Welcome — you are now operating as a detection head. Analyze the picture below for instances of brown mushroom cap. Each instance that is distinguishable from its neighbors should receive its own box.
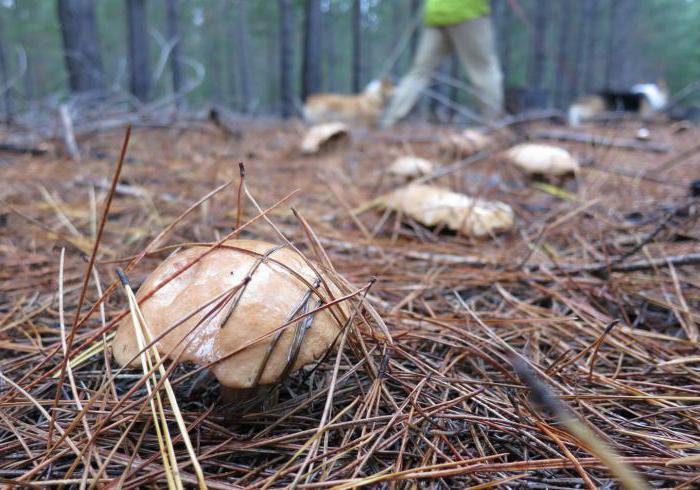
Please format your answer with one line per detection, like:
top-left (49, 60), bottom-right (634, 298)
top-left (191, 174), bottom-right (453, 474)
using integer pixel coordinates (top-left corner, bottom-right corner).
top-left (112, 239), bottom-right (346, 389)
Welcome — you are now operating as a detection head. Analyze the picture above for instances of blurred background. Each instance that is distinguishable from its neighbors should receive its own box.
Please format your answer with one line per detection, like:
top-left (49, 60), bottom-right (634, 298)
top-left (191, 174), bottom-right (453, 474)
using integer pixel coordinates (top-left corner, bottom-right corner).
top-left (0, 0), bottom-right (699, 122)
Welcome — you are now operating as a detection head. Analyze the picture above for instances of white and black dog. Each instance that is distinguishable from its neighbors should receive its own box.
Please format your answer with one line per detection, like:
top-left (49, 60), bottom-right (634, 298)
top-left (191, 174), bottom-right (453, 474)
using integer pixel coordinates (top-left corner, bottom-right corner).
top-left (568, 82), bottom-right (669, 126)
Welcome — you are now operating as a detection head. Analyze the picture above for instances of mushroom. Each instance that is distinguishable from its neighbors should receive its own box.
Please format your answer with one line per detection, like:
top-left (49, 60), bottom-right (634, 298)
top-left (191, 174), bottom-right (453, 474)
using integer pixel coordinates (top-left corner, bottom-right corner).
top-left (300, 122), bottom-right (350, 154)
top-left (440, 128), bottom-right (494, 159)
top-left (377, 184), bottom-right (514, 238)
top-left (112, 239), bottom-right (347, 406)
top-left (387, 156), bottom-right (436, 180)
top-left (504, 143), bottom-right (580, 180)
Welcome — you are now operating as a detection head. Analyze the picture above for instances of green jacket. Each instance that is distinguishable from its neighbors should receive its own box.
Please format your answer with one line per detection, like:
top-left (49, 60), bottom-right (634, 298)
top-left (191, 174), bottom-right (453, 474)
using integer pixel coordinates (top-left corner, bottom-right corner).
top-left (424, 0), bottom-right (491, 26)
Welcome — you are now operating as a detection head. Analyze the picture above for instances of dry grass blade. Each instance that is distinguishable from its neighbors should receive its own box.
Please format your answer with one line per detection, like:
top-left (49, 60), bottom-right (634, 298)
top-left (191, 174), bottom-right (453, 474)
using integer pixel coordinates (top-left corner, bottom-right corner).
top-left (118, 269), bottom-right (207, 490)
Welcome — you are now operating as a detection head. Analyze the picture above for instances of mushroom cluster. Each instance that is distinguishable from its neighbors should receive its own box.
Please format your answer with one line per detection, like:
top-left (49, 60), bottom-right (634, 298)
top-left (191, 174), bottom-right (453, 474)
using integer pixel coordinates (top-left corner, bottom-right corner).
top-left (113, 239), bottom-right (347, 392)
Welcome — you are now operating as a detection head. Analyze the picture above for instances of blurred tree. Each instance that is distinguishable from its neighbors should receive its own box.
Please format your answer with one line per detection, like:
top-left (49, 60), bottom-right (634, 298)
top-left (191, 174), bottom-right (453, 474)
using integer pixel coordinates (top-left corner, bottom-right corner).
top-left (0, 14), bottom-right (13, 120)
top-left (229, 0), bottom-right (251, 112)
top-left (126, 0), bottom-right (150, 101)
top-left (57, 0), bottom-right (104, 93)
top-left (165, 0), bottom-right (182, 101)
top-left (279, 0), bottom-right (293, 117)
top-left (351, 0), bottom-right (361, 92)
top-left (323, 1), bottom-right (336, 91)
top-left (554, 0), bottom-right (573, 107)
top-left (301, 0), bottom-right (322, 100)
top-left (528, 0), bottom-right (547, 90)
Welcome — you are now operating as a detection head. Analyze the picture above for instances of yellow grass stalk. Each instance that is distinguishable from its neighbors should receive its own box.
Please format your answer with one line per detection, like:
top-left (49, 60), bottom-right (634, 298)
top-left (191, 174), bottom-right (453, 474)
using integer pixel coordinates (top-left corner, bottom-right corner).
top-left (119, 269), bottom-right (207, 490)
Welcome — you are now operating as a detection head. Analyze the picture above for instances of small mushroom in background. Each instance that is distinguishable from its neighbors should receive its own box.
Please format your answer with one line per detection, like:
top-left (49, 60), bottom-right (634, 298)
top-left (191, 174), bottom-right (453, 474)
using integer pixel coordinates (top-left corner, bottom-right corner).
top-left (112, 239), bottom-right (347, 410)
top-left (387, 156), bottom-right (436, 180)
top-left (636, 127), bottom-right (651, 141)
top-left (300, 122), bottom-right (350, 154)
top-left (440, 128), bottom-right (494, 159)
top-left (504, 143), bottom-right (580, 184)
top-left (377, 184), bottom-right (514, 238)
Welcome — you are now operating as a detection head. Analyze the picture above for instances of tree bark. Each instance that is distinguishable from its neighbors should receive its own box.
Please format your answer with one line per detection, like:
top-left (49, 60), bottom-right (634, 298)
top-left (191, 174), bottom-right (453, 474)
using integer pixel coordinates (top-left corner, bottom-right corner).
top-left (351, 0), bottom-right (361, 92)
top-left (279, 0), bottom-right (294, 118)
top-left (229, 0), bottom-right (251, 112)
top-left (165, 0), bottom-right (182, 101)
top-left (0, 15), bottom-right (13, 121)
top-left (126, 0), bottom-right (150, 102)
top-left (554, 0), bottom-right (573, 107)
top-left (57, 0), bottom-right (104, 93)
top-left (301, 0), bottom-right (322, 100)
top-left (323, 3), bottom-right (336, 91)
top-left (583, 0), bottom-right (599, 93)
top-left (528, 0), bottom-right (547, 89)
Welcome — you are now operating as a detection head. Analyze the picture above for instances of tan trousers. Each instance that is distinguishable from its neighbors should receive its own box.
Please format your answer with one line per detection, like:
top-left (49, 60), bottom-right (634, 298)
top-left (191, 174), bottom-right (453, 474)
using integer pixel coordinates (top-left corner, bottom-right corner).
top-left (381, 16), bottom-right (503, 127)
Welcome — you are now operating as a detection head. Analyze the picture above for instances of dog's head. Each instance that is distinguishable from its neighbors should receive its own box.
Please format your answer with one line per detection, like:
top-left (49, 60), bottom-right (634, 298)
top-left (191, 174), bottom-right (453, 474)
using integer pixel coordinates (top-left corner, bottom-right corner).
top-left (364, 78), bottom-right (394, 102)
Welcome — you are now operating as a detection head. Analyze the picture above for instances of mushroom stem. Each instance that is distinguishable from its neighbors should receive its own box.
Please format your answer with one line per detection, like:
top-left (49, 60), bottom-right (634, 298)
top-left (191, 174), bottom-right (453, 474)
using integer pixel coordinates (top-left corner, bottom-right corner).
top-left (220, 385), bottom-right (279, 420)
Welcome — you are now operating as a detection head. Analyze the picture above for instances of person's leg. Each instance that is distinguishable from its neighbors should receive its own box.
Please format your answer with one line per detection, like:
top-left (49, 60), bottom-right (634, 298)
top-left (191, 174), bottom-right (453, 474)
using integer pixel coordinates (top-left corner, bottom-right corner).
top-left (446, 16), bottom-right (503, 121)
top-left (380, 27), bottom-right (450, 128)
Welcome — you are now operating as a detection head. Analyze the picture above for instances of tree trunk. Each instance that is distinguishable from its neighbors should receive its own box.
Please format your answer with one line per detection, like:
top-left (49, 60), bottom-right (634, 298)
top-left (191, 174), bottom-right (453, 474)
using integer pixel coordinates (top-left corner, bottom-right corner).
top-left (301, 0), bottom-right (322, 100)
top-left (229, 0), bottom-right (251, 112)
top-left (165, 0), bottom-right (182, 101)
top-left (604, 0), bottom-right (620, 89)
top-left (279, 0), bottom-right (294, 118)
top-left (583, 0), bottom-right (599, 93)
top-left (323, 3), bottom-right (336, 91)
top-left (125, 0), bottom-right (150, 102)
top-left (571, 0), bottom-right (587, 98)
top-left (409, 0), bottom-right (421, 62)
top-left (528, 0), bottom-right (547, 89)
top-left (0, 15), bottom-right (13, 121)
top-left (500, 0), bottom-right (512, 88)
top-left (554, 0), bottom-right (573, 107)
top-left (56, 0), bottom-right (104, 93)
top-left (351, 0), bottom-right (361, 92)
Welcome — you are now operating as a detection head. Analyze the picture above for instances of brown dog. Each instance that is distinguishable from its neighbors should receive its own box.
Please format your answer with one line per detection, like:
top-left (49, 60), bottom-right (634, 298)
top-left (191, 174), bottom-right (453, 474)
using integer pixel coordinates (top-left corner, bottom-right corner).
top-left (303, 79), bottom-right (393, 127)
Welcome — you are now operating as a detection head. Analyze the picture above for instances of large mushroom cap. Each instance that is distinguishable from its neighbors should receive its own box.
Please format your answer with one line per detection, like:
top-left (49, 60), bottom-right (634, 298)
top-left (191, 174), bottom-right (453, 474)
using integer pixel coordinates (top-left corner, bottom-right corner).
top-left (378, 184), bottom-right (514, 238)
top-left (113, 239), bottom-right (346, 389)
top-left (505, 143), bottom-right (580, 177)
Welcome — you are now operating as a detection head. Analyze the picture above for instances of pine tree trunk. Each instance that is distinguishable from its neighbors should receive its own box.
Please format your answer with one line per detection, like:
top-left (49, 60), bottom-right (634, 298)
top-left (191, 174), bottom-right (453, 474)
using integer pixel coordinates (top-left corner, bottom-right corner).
top-left (57, 0), bottom-right (104, 93)
top-left (165, 0), bottom-right (182, 100)
top-left (528, 0), bottom-right (547, 89)
top-left (0, 15), bottom-right (13, 121)
top-left (301, 0), bottom-right (322, 100)
top-left (351, 0), bottom-right (361, 92)
top-left (323, 4), bottom-right (336, 91)
top-left (571, 1), bottom-right (587, 98)
top-left (583, 0), bottom-right (599, 93)
top-left (126, 0), bottom-right (150, 102)
top-left (230, 0), bottom-right (251, 112)
top-left (500, 0), bottom-right (512, 88)
top-left (279, 0), bottom-right (294, 118)
top-left (554, 0), bottom-right (573, 107)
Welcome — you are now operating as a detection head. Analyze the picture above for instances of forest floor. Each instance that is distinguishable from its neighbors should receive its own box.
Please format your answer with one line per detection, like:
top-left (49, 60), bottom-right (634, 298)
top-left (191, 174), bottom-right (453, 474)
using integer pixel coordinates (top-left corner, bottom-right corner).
top-left (1, 116), bottom-right (699, 488)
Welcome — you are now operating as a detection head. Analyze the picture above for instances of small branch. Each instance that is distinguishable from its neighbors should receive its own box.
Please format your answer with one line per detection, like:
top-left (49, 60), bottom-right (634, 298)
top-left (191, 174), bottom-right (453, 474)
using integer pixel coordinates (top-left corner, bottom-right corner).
top-left (531, 129), bottom-right (671, 153)
top-left (59, 104), bottom-right (81, 162)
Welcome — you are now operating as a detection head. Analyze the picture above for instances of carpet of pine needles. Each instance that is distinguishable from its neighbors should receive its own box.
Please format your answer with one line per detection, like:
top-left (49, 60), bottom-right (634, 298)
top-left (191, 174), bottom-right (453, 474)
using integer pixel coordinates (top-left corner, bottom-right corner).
top-left (0, 116), bottom-right (699, 488)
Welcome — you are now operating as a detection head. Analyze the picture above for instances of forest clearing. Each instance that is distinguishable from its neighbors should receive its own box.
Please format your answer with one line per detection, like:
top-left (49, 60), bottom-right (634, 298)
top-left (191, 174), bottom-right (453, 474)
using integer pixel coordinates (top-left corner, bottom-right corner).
top-left (1, 0), bottom-right (700, 488)
top-left (2, 116), bottom-right (699, 488)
